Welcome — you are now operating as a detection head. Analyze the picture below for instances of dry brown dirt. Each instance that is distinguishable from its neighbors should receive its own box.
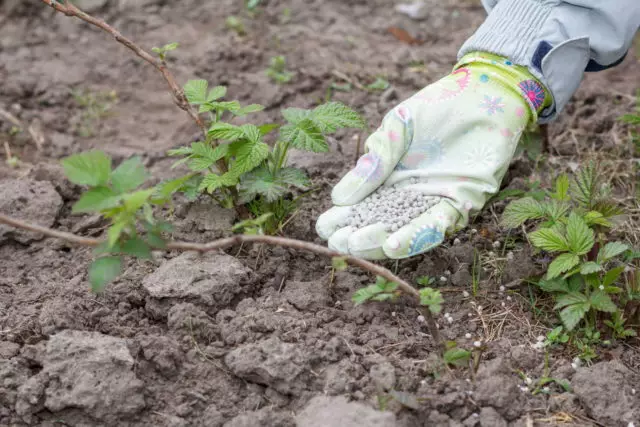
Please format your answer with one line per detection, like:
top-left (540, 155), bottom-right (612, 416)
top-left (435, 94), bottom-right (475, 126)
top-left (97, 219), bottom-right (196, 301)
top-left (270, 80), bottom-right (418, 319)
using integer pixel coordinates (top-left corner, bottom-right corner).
top-left (0, 1), bottom-right (639, 426)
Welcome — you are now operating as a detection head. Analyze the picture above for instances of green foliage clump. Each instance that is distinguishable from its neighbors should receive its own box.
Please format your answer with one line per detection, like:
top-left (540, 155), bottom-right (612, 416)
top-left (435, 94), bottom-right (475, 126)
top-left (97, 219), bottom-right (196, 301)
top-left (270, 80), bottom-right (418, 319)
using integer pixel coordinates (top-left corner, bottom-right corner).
top-left (352, 276), bottom-right (444, 315)
top-left (166, 79), bottom-right (364, 233)
top-left (61, 151), bottom-right (172, 292)
top-left (502, 163), bottom-right (634, 334)
top-left (266, 56), bottom-right (294, 84)
top-left (151, 42), bottom-right (178, 61)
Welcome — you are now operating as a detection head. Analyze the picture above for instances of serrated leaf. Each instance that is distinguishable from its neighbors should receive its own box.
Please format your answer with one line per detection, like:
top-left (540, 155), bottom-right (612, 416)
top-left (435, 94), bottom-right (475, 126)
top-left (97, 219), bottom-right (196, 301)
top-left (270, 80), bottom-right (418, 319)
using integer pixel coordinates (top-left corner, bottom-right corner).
top-left (282, 107), bottom-right (310, 124)
top-left (207, 86), bottom-right (227, 102)
top-left (258, 124), bottom-right (279, 135)
top-left (552, 174), bottom-right (570, 201)
top-left (188, 156), bottom-right (215, 171)
top-left (72, 187), bottom-right (121, 213)
top-left (200, 100), bottom-right (241, 114)
top-left (89, 256), bottom-right (122, 292)
top-left (278, 167), bottom-right (310, 189)
top-left (352, 285), bottom-right (378, 306)
top-left (120, 237), bottom-right (152, 259)
top-left (418, 288), bottom-right (443, 314)
top-left (570, 162), bottom-right (599, 209)
top-left (559, 303), bottom-right (589, 331)
top-left (529, 228), bottom-right (570, 252)
top-left (233, 140), bottom-right (269, 174)
top-left (599, 242), bottom-right (629, 262)
top-left (566, 212), bottom-right (594, 255)
top-left (234, 104), bottom-right (265, 116)
top-left (61, 151), bottom-right (112, 187)
top-left (583, 211), bottom-right (612, 228)
top-left (372, 293), bottom-right (395, 302)
top-left (123, 189), bottom-right (154, 213)
top-left (208, 122), bottom-right (245, 141)
top-left (199, 172), bottom-right (237, 193)
top-left (167, 146), bottom-right (193, 156)
top-left (111, 156), bottom-right (148, 194)
top-left (589, 290), bottom-right (617, 313)
top-left (239, 167), bottom-right (286, 202)
top-left (580, 262), bottom-right (603, 275)
top-left (310, 102), bottom-right (366, 132)
top-left (501, 197), bottom-right (546, 228)
top-left (443, 348), bottom-right (471, 368)
top-left (544, 200), bottom-right (570, 222)
top-left (603, 265), bottom-right (625, 287)
top-left (184, 79), bottom-right (208, 105)
top-left (547, 253), bottom-right (580, 279)
top-left (537, 277), bottom-right (570, 293)
top-left (554, 292), bottom-right (589, 310)
top-left (153, 174), bottom-right (195, 201)
top-left (281, 119), bottom-right (327, 152)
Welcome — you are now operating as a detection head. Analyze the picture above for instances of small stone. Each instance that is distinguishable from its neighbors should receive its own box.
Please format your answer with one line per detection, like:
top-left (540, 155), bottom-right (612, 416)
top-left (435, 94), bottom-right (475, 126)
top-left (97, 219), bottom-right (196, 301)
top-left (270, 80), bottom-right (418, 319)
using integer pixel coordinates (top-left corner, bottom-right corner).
top-left (465, 333), bottom-right (472, 339)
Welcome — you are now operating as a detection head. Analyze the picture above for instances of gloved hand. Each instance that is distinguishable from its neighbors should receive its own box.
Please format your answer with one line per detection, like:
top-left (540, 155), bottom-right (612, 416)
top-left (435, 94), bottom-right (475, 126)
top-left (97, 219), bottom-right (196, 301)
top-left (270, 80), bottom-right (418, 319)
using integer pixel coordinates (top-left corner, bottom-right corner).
top-left (316, 52), bottom-right (550, 260)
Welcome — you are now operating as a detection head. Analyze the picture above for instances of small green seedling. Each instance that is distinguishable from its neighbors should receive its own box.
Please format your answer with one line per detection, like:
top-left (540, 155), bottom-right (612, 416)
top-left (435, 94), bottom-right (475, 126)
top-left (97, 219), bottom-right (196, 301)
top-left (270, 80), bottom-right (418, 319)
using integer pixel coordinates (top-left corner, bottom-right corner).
top-left (604, 310), bottom-right (637, 339)
top-left (61, 151), bottom-right (173, 291)
top-left (266, 56), bottom-right (294, 84)
top-left (503, 163), bottom-right (629, 333)
top-left (366, 77), bottom-right (390, 92)
top-left (443, 346), bottom-right (471, 368)
top-left (151, 42), bottom-right (178, 61)
top-left (416, 275), bottom-right (435, 287)
top-left (225, 16), bottom-right (245, 36)
top-left (166, 78), bottom-right (364, 234)
top-left (544, 326), bottom-right (569, 347)
top-left (353, 276), bottom-right (401, 304)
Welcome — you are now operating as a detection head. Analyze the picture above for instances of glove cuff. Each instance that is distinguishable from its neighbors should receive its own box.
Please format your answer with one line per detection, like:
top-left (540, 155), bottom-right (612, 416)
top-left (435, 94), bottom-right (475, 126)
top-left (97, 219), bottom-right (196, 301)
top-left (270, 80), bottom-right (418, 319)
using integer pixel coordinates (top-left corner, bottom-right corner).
top-left (455, 51), bottom-right (552, 124)
top-left (456, 0), bottom-right (590, 123)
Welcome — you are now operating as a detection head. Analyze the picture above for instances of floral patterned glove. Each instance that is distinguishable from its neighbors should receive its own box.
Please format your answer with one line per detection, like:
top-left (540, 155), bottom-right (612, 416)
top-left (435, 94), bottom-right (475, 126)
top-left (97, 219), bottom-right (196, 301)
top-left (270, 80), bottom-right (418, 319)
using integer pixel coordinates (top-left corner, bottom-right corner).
top-left (316, 52), bottom-right (551, 259)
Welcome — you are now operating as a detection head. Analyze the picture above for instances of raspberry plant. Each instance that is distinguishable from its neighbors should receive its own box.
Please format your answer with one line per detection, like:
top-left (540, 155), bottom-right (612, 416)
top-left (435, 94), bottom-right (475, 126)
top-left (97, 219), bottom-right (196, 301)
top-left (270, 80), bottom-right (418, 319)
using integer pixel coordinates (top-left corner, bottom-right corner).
top-left (165, 79), bottom-right (364, 233)
top-left (502, 164), bottom-right (634, 333)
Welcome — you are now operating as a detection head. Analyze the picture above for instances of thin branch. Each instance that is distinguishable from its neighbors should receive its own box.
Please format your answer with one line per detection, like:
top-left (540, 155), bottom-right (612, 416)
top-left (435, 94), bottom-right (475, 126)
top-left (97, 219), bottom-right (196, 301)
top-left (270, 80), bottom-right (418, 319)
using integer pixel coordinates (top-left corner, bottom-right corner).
top-left (40, 0), bottom-right (224, 170)
top-left (0, 212), bottom-right (441, 346)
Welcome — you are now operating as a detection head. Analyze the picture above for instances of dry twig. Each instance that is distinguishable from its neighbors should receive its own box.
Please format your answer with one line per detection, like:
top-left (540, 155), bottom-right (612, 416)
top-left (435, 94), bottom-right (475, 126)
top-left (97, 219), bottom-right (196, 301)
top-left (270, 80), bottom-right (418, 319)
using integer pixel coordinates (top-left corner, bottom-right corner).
top-left (0, 212), bottom-right (442, 347)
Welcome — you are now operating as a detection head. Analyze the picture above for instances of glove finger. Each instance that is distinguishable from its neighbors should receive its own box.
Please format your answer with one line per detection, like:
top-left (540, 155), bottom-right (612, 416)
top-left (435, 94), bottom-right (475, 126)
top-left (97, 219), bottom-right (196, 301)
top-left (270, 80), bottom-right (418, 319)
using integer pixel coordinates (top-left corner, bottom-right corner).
top-left (346, 223), bottom-right (389, 260)
top-left (331, 105), bottom-right (414, 206)
top-left (327, 226), bottom-right (356, 255)
top-left (383, 200), bottom-right (460, 259)
top-left (316, 206), bottom-right (354, 240)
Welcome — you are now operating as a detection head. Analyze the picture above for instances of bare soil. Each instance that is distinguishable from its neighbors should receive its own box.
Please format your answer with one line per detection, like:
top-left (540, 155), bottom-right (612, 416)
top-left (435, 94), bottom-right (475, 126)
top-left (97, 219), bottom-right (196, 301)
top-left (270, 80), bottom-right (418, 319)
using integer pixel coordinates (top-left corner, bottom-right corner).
top-left (1, 1), bottom-right (639, 426)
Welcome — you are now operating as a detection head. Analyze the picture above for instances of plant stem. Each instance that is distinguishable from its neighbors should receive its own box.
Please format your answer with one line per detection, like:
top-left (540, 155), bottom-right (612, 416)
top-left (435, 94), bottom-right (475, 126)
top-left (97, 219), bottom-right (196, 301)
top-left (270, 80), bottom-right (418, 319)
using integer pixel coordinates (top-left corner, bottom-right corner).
top-left (0, 212), bottom-right (442, 348)
top-left (40, 0), bottom-right (251, 217)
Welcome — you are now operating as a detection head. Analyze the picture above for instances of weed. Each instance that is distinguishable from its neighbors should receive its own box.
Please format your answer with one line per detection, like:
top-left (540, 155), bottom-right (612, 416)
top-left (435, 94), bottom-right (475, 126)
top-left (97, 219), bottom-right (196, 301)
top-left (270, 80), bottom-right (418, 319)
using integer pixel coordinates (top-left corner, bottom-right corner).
top-left (352, 275), bottom-right (443, 316)
top-left (72, 89), bottom-right (118, 137)
top-left (416, 275), bottom-right (436, 287)
top-left (164, 80), bottom-right (364, 233)
top-left (225, 16), bottom-right (246, 36)
top-left (266, 56), bottom-right (294, 84)
top-left (544, 325), bottom-right (569, 347)
top-left (366, 77), bottom-right (390, 92)
top-left (502, 163), bottom-right (630, 333)
top-left (151, 42), bottom-right (178, 62)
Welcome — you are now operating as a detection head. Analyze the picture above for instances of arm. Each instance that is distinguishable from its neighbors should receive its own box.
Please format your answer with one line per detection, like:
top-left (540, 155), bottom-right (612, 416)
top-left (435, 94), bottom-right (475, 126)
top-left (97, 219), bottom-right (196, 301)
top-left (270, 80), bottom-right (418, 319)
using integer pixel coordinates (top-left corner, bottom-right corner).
top-left (461, 0), bottom-right (640, 122)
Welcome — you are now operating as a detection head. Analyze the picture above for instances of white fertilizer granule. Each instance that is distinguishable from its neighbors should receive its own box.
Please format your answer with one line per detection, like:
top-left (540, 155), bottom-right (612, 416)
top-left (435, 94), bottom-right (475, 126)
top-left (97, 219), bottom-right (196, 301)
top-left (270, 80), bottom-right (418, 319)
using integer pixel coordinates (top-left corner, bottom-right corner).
top-left (338, 186), bottom-right (441, 232)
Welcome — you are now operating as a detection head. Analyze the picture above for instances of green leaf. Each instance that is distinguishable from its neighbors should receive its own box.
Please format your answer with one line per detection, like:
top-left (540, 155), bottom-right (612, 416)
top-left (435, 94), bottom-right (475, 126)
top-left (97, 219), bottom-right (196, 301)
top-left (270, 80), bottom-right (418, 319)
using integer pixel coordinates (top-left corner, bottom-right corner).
top-left (207, 86), bottom-right (227, 102)
top-left (233, 140), bottom-right (270, 174)
top-left (89, 256), bottom-right (122, 292)
top-left (123, 189), bottom-right (154, 213)
top-left (584, 211), bottom-right (612, 228)
top-left (547, 253), bottom-right (580, 279)
top-left (200, 100), bottom-right (241, 114)
top-left (603, 265), bottom-right (625, 287)
top-left (282, 107), bottom-right (310, 124)
top-left (167, 146), bottom-right (193, 156)
top-left (529, 228), bottom-right (570, 252)
top-left (281, 119), bottom-right (327, 152)
top-left (580, 262), bottom-right (603, 275)
top-left (418, 288), bottom-right (443, 314)
top-left (544, 200), bottom-right (570, 222)
top-left (278, 167), bottom-right (310, 189)
top-left (107, 220), bottom-right (126, 248)
top-left (552, 174), bottom-right (570, 201)
top-left (153, 174), bottom-right (195, 201)
top-left (61, 151), bottom-right (112, 186)
top-left (239, 167), bottom-right (286, 203)
top-left (566, 212), bottom-right (594, 255)
top-left (554, 292), bottom-right (589, 310)
top-left (366, 77), bottom-right (390, 91)
top-left (208, 122), bottom-right (245, 141)
top-left (258, 124), bottom-right (279, 135)
top-left (234, 104), bottom-right (265, 116)
top-left (191, 142), bottom-right (228, 164)
top-left (72, 187), bottom-right (121, 213)
top-left (570, 162), bottom-right (599, 209)
top-left (111, 156), bottom-right (148, 194)
top-left (188, 157), bottom-right (215, 171)
top-left (501, 197), bottom-right (546, 228)
top-left (559, 303), bottom-right (589, 331)
top-left (537, 277), bottom-right (570, 293)
top-left (184, 79), bottom-right (208, 105)
top-left (310, 102), bottom-right (366, 132)
top-left (589, 290), bottom-right (617, 313)
top-left (599, 242), bottom-right (629, 262)
top-left (120, 237), bottom-right (152, 259)
top-left (620, 113), bottom-right (640, 125)
top-left (443, 348), bottom-right (471, 368)
top-left (199, 172), bottom-right (237, 193)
